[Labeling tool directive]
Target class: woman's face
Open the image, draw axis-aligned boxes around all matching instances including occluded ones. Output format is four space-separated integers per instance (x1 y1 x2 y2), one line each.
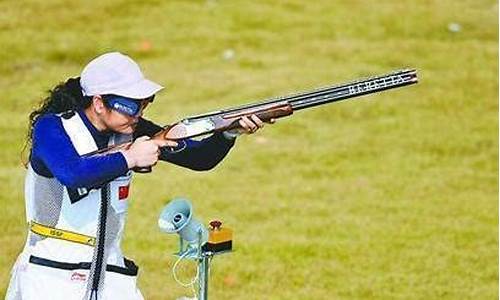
93 96 150 134
103 109 139 134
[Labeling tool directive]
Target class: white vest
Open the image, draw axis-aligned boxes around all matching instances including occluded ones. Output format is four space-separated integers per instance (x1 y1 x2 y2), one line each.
25 112 133 267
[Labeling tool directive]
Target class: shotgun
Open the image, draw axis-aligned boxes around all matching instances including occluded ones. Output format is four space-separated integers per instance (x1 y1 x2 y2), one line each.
89 69 418 159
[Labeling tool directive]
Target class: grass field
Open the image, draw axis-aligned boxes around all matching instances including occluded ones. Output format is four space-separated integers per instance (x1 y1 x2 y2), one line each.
1 1 498 299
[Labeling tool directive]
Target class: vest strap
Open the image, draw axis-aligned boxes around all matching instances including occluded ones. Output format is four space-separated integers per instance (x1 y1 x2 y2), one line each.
29 255 139 276
30 221 96 247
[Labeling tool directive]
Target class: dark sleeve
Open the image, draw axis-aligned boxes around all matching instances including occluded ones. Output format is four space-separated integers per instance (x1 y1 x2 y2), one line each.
31 115 129 189
135 117 236 171
133 117 165 138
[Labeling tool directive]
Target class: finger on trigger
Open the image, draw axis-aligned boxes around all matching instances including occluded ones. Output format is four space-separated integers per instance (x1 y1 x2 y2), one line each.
166 140 178 148
153 139 170 148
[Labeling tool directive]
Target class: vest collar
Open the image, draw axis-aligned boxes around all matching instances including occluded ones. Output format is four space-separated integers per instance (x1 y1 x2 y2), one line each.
77 110 113 149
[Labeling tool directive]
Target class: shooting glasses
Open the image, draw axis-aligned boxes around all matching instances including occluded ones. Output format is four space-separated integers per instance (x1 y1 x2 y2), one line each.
103 95 154 117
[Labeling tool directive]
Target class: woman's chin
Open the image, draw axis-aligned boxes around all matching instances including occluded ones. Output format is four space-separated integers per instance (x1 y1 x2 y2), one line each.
115 125 135 135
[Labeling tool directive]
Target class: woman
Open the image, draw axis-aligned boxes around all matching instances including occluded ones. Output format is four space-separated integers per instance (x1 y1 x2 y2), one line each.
7 52 266 300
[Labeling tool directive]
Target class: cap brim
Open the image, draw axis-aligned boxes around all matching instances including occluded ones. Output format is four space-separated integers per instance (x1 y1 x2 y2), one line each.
107 78 164 99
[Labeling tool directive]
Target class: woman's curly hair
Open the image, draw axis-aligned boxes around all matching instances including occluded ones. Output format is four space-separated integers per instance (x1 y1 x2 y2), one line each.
22 77 92 166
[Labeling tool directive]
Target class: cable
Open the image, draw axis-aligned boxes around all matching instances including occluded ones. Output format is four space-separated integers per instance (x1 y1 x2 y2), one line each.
172 250 199 288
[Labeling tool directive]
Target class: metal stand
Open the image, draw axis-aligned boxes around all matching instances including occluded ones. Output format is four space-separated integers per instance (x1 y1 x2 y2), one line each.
175 229 217 300
198 251 213 300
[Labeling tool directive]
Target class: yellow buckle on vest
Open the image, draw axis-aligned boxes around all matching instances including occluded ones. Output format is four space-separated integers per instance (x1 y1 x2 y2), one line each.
30 221 96 247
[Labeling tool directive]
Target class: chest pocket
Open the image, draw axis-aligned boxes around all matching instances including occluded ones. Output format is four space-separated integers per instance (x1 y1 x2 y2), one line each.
109 171 132 214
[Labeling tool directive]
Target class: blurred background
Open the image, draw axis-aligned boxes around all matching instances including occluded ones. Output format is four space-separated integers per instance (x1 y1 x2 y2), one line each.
0 1 498 299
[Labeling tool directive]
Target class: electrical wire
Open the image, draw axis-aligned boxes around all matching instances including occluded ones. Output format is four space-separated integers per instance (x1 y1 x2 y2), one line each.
172 251 199 288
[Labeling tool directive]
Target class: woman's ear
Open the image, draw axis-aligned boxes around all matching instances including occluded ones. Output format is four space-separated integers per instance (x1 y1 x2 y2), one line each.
92 95 106 115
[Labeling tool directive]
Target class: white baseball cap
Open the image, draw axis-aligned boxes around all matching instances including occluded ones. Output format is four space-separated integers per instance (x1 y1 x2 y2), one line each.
80 52 164 99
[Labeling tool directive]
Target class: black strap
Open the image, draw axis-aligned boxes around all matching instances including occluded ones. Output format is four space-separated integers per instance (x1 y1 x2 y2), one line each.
90 184 110 297
29 255 138 276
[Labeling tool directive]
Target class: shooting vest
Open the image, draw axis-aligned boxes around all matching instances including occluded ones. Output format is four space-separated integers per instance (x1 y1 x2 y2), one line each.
24 111 136 298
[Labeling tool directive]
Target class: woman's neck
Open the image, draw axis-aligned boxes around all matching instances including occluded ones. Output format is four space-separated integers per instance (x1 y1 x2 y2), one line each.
83 107 107 132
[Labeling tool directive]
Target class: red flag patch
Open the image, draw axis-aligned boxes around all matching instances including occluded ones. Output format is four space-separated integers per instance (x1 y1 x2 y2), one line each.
118 185 130 200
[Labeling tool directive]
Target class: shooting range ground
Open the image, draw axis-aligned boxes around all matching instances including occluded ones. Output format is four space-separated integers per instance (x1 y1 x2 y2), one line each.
0 1 497 299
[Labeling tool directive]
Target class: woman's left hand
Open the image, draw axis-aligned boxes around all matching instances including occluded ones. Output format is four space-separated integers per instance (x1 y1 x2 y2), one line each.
223 114 274 139
237 114 274 135
238 115 263 134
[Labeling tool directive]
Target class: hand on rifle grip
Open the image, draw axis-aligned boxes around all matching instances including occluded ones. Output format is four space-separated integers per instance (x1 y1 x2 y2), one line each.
120 136 163 171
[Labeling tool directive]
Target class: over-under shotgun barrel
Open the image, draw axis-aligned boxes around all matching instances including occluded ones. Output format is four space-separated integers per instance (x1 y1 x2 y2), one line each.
184 69 417 121
289 69 417 110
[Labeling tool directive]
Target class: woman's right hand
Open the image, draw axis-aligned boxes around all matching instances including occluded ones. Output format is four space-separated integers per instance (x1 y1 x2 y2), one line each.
120 136 171 169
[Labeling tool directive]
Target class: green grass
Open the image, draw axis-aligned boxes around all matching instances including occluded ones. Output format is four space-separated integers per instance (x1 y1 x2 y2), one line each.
1 0 498 299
